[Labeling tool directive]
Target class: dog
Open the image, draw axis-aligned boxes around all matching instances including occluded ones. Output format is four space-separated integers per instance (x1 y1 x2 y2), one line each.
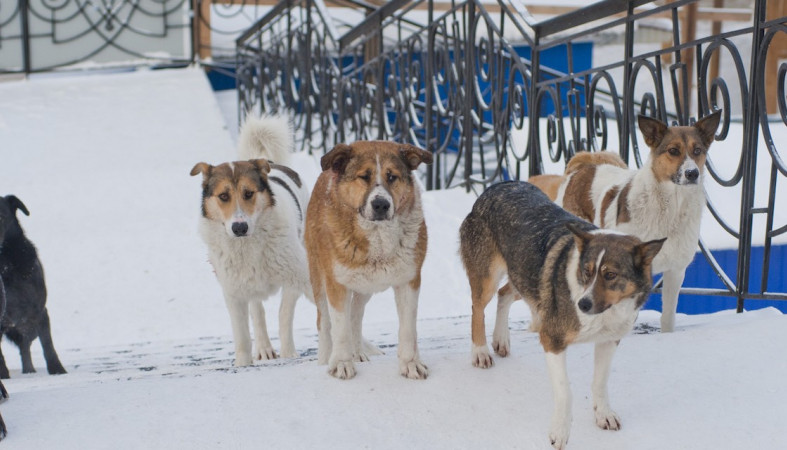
190 114 312 366
511 111 721 333
0 195 67 378
528 150 629 200
304 140 433 379
460 181 665 449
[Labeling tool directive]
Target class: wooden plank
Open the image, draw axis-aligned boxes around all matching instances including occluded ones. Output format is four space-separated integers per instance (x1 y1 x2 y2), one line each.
766 0 787 114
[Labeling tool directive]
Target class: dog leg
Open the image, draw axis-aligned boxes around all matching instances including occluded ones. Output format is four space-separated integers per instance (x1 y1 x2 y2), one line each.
492 282 521 357
326 283 355 379
660 269 684 332
393 283 428 379
470 274 500 369
350 292 372 362
249 300 277 361
0 345 9 379
37 309 66 374
278 287 299 358
545 351 572 450
19 338 35 374
316 293 332 365
225 297 253 366
592 340 622 431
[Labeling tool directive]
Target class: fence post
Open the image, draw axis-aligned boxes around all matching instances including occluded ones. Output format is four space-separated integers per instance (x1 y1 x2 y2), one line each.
463 3 475 191
528 34 541 176
20 0 31 74
737 0 767 313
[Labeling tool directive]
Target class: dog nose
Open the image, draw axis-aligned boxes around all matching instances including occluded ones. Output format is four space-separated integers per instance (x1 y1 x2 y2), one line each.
371 197 390 219
231 222 249 236
578 297 593 313
684 168 699 182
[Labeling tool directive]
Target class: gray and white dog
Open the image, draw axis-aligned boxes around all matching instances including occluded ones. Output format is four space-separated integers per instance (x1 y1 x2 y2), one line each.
460 181 664 449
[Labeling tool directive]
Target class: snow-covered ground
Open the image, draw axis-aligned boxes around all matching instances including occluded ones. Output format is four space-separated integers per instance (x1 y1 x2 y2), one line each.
0 67 785 449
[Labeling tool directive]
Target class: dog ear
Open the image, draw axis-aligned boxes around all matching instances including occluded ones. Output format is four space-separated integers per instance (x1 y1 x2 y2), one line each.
321 144 353 174
399 144 433 170
637 115 668 148
694 110 722 147
634 237 667 269
252 159 271 176
5 195 29 217
190 162 212 178
565 222 593 253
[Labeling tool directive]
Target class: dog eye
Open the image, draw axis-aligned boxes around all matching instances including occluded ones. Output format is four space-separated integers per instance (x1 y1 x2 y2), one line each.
668 148 680 157
693 147 702 156
387 173 399 183
218 193 230 202
358 173 371 182
604 272 617 281
243 190 254 200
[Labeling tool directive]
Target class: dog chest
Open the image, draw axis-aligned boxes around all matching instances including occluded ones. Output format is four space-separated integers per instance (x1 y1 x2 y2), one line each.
333 224 422 293
574 299 639 343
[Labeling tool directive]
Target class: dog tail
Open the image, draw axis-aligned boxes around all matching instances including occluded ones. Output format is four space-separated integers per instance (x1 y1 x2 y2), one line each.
237 113 293 164
565 151 627 175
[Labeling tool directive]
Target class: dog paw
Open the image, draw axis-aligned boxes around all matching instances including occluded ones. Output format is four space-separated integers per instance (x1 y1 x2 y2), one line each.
279 349 298 359
353 352 370 362
594 407 621 431
400 359 428 380
548 422 571 450
254 347 278 361
329 361 356 379
491 338 510 357
234 354 253 367
471 345 494 368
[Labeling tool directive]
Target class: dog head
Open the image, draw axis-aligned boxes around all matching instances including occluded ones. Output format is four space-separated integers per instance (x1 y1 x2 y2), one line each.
566 223 665 315
190 160 274 238
320 141 433 222
0 195 30 245
638 110 721 186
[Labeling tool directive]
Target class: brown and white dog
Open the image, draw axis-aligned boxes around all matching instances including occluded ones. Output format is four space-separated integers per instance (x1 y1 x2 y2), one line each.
494 111 721 339
460 181 665 449
190 115 312 366
304 141 433 379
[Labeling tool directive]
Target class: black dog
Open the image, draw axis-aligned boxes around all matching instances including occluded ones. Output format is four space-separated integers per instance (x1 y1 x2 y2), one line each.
0 195 66 378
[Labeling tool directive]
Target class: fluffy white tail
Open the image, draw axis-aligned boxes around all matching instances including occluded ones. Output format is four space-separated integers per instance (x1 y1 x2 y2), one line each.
237 113 293 164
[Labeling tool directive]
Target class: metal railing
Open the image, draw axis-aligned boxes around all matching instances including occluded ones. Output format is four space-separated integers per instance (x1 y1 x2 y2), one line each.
0 0 286 74
236 0 787 311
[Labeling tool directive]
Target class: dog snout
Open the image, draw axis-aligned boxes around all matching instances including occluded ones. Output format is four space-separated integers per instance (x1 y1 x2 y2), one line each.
684 168 699 183
578 297 593 313
231 222 249 237
371 197 391 220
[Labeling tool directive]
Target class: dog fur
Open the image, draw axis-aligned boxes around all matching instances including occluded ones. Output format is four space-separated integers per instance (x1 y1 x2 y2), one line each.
190 114 312 366
0 195 67 378
519 111 721 332
528 151 629 201
460 181 664 449
304 140 433 379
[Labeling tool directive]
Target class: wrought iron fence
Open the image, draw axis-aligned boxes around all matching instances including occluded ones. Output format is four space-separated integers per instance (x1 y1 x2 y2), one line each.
0 0 285 74
236 0 787 311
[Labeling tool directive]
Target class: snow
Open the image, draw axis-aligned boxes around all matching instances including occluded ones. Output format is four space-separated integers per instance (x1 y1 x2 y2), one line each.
0 67 785 449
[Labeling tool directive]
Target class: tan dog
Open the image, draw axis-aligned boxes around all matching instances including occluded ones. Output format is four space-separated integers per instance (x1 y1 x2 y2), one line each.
304 141 433 379
528 151 628 201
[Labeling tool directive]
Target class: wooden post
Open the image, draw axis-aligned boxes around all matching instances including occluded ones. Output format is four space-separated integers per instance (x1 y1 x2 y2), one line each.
193 0 213 61
709 0 723 83
680 2 697 116
766 0 787 114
